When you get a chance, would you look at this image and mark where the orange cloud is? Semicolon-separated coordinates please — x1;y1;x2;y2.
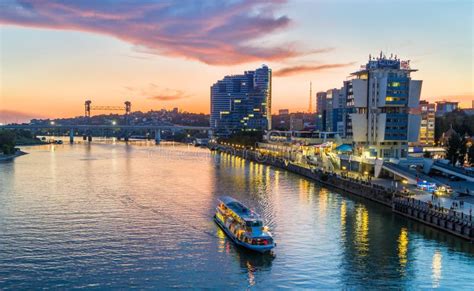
274;63;356;77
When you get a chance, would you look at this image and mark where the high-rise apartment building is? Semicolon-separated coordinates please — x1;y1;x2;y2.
325;88;338;132
315;91;327;131
417;100;435;146
347;53;422;159
210;65;271;136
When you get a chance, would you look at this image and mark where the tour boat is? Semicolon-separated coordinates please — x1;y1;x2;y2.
214;196;275;253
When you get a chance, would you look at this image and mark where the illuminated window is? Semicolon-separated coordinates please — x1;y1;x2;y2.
234;99;241;103
391;82;401;87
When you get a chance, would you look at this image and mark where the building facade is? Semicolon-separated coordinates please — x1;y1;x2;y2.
435;101;459;116
347;53;422;159
315;91;327;131
325;89;336;132
210;65;272;136
417;100;435;146
279;109;289;115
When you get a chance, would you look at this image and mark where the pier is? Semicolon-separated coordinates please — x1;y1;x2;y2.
211;144;474;241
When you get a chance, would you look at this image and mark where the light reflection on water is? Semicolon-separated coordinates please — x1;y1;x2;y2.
0;142;473;289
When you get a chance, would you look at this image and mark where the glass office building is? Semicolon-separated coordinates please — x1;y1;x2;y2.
210;65;271;137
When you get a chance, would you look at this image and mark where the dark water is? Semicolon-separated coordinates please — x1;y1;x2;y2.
1;142;473;289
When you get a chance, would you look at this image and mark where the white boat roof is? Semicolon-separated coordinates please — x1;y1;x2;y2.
218;196;261;222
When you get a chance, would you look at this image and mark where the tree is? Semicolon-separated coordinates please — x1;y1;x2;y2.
445;133;462;166
423;151;431;158
0;130;16;155
435;110;474;143
468;145;474;166
458;136;468;166
219;131;263;147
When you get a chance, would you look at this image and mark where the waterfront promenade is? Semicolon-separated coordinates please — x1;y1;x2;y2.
210;143;474;241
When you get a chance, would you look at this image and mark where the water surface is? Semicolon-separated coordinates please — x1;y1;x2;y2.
1;142;473;289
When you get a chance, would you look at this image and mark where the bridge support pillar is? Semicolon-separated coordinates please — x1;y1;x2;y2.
155;129;161;145
69;129;74;143
88;135;92;142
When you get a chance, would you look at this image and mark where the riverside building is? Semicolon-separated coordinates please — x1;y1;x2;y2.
417;100;436;146
346;53;422;159
210;65;272;137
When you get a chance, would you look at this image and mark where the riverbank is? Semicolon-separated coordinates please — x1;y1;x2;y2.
16;140;47;146
210;144;474;241
0;150;28;162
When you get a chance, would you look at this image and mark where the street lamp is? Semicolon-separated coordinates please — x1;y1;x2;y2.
112;121;117;125
50;121;55;125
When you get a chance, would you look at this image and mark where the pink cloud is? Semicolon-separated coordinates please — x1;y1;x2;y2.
0;0;315;65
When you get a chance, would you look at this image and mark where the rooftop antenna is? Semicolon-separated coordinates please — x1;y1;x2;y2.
308;81;313;113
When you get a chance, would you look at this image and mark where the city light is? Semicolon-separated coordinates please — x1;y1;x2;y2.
112;121;116;125
50;121;55;125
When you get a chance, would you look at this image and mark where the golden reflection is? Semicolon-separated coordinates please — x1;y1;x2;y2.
265;167;270;186
216;228;226;253
340;201;347;230
398;227;408;271
246;261;256;287
319;188;328;219
354;205;369;256
432;250;442;288
274;170;279;194
340;201;347;244
298;179;312;203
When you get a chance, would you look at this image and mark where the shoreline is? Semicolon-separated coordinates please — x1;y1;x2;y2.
210;144;474;242
0;150;28;162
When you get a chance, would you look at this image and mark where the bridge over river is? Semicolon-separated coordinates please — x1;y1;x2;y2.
1;124;211;143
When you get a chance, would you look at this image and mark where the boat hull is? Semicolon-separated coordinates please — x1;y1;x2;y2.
214;215;275;253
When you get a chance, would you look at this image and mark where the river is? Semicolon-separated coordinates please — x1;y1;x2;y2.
1;141;473;289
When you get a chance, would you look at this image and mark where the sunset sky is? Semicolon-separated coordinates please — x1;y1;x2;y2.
1;0;473;123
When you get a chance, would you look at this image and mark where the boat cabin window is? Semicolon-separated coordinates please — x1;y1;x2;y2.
246;220;262;227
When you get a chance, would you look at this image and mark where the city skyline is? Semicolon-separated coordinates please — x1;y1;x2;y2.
1;0;473;123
